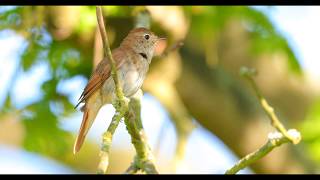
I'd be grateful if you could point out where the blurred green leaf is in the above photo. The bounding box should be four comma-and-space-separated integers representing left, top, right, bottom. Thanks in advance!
23, 100, 73, 158
300, 99, 320, 161
0, 6, 22, 30
21, 40, 44, 71
187, 6, 301, 74
75, 6, 96, 35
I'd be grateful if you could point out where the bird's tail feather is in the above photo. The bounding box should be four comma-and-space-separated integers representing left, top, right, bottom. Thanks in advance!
73, 97, 102, 154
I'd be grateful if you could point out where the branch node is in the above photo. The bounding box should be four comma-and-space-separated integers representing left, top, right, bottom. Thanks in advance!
287, 129, 302, 145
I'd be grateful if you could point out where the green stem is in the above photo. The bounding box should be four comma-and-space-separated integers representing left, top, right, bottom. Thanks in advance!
225, 129, 301, 174
96, 6, 157, 174
225, 67, 303, 175
240, 67, 297, 144
119, 7, 158, 174
125, 163, 139, 174
96, 6, 129, 174
96, 6, 124, 101
97, 112, 123, 174
124, 97, 158, 174
225, 132, 289, 174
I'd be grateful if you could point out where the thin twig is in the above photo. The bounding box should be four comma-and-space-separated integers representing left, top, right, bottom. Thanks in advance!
240, 67, 297, 144
159, 40, 184, 58
97, 113, 123, 174
224, 67, 302, 174
96, 6, 129, 174
225, 129, 301, 174
96, 6, 124, 101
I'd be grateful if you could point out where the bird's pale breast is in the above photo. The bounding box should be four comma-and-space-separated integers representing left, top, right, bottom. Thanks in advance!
101, 54, 149, 104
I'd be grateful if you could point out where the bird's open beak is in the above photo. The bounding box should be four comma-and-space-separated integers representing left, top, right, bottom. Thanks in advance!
155, 37, 167, 56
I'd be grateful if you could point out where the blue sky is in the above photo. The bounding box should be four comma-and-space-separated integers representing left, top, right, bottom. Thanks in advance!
1, 6, 320, 174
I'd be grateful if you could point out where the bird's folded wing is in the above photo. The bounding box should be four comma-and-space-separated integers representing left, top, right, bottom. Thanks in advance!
75, 48, 126, 108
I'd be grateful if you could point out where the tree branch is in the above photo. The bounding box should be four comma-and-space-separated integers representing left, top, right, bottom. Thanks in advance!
96, 6, 129, 174
125, 164, 140, 174
96, 6, 125, 102
225, 67, 302, 174
240, 67, 298, 144
225, 129, 301, 174
121, 8, 158, 174
124, 96, 158, 174
97, 112, 123, 174
96, 6, 157, 174
159, 40, 184, 58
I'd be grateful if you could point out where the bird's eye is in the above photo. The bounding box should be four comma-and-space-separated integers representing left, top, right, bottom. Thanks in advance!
144, 34, 150, 40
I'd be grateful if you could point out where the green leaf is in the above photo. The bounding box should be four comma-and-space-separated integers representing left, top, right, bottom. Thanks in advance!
23, 100, 73, 158
300, 99, 320, 161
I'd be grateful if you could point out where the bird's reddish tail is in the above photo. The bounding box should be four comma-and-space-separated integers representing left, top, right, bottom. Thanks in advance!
73, 109, 89, 154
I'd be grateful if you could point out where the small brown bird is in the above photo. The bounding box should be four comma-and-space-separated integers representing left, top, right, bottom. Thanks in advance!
73, 27, 164, 154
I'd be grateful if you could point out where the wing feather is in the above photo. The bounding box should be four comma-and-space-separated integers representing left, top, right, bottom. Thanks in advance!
74, 48, 126, 108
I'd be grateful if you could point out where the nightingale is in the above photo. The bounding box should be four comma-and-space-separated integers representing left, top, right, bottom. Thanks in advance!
73, 27, 164, 154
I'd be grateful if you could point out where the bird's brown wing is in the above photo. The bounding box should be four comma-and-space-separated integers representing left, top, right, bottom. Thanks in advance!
74, 48, 126, 109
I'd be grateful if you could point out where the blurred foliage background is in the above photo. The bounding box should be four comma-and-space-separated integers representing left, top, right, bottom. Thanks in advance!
0, 6, 320, 174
